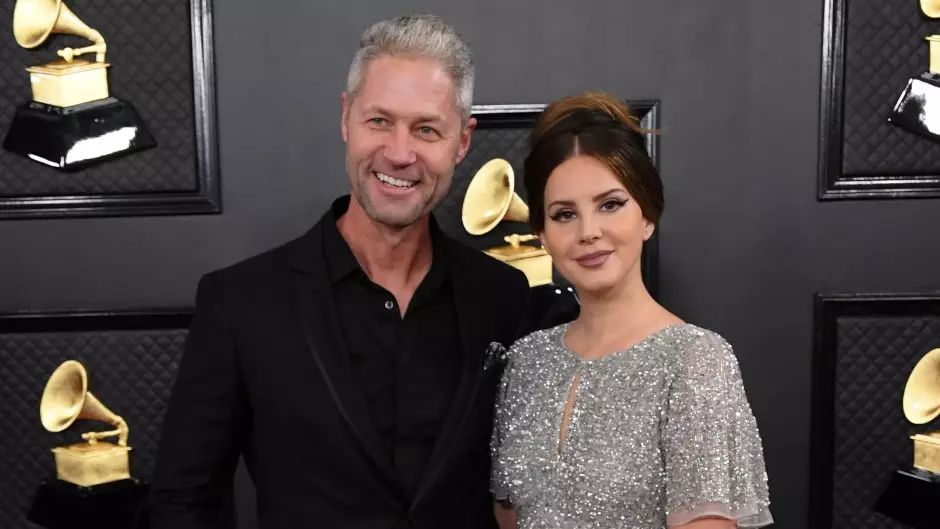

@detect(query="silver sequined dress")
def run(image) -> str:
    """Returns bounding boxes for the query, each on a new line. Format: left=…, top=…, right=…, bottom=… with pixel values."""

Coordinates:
left=490, top=323, right=772, bottom=529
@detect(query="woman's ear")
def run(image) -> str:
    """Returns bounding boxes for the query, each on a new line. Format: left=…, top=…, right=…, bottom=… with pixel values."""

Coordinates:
left=643, top=221, right=655, bottom=241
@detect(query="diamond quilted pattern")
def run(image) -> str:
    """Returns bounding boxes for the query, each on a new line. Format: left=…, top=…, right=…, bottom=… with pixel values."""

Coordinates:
left=0, top=319, right=188, bottom=529
left=842, top=0, right=940, bottom=175
left=830, top=315, right=940, bottom=529
left=0, top=0, right=197, bottom=196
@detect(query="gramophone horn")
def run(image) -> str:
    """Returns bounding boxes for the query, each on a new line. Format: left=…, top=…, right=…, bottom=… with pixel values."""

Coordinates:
left=903, top=347, right=940, bottom=425
left=13, top=0, right=104, bottom=50
left=922, top=0, right=940, bottom=18
left=462, top=158, right=530, bottom=235
left=40, top=360, right=122, bottom=434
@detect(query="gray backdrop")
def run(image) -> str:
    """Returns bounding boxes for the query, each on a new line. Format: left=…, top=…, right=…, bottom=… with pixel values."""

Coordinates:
left=4, top=1, right=940, bottom=528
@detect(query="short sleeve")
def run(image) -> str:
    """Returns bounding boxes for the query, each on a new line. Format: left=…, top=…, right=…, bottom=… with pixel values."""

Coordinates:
left=662, top=330, right=773, bottom=528
left=489, top=347, right=517, bottom=504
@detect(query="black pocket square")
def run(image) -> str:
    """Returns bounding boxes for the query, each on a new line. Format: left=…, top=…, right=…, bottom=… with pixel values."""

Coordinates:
left=483, top=342, right=509, bottom=371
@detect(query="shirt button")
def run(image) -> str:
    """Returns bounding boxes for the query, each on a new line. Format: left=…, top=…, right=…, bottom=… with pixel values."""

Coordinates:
left=384, top=300, right=395, bottom=310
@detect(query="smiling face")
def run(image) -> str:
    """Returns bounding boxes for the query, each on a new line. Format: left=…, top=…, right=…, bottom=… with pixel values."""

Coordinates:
left=539, top=155, right=654, bottom=296
left=341, top=55, right=475, bottom=229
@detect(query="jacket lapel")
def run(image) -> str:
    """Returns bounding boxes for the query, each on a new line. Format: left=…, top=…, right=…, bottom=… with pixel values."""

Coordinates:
left=287, top=220, right=404, bottom=496
left=409, top=244, right=488, bottom=508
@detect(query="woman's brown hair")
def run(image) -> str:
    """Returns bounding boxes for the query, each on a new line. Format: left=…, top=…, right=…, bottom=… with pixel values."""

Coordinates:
left=523, top=91, right=663, bottom=232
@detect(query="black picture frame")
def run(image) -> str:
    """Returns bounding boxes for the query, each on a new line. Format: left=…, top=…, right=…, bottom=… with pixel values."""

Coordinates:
left=0, top=306, right=196, bottom=529
left=818, top=0, right=940, bottom=200
left=462, top=100, right=661, bottom=299
left=0, top=0, right=219, bottom=219
left=0, top=307, right=194, bottom=333
left=809, top=291, right=940, bottom=529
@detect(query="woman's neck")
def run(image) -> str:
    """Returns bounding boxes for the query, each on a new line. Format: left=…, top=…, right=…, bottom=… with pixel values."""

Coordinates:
left=576, top=278, right=654, bottom=336
left=566, top=270, right=679, bottom=359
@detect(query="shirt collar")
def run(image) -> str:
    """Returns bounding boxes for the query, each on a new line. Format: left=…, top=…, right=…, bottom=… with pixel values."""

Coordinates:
left=322, top=195, right=450, bottom=286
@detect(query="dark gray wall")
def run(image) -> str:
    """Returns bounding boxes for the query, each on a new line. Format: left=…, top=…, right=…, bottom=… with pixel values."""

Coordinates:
left=5, top=1, right=940, bottom=528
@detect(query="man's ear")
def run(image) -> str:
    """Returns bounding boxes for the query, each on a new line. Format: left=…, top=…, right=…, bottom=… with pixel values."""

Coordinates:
left=455, top=116, right=477, bottom=164
left=341, top=92, right=350, bottom=143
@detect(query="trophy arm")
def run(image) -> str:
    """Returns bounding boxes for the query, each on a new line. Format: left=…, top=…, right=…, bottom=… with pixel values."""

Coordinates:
left=503, top=234, right=538, bottom=248
left=116, top=415, right=128, bottom=446
left=80, top=415, right=129, bottom=447
left=57, top=28, right=107, bottom=63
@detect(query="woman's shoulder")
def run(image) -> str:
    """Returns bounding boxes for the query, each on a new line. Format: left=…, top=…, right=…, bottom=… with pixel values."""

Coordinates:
left=661, top=323, right=733, bottom=350
left=507, top=322, right=570, bottom=361
left=658, top=323, right=744, bottom=381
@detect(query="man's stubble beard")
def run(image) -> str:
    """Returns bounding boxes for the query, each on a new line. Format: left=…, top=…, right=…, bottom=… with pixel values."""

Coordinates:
left=349, top=165, right=450, bottom=231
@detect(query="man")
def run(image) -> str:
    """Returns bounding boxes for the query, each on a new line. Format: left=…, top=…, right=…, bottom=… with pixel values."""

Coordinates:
left=149, top=14, right=575, bottom=529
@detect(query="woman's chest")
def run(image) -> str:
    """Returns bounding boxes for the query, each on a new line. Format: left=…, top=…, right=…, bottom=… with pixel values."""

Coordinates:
left=503, top=356, right=671, bottom=476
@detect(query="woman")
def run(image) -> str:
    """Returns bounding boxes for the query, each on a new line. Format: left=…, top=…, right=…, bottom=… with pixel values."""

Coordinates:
left=490, top=92, right=772, bottom=529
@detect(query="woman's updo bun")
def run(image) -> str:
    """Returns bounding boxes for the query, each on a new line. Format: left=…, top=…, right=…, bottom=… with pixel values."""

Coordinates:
left=523, top=91, right=663, bottom=232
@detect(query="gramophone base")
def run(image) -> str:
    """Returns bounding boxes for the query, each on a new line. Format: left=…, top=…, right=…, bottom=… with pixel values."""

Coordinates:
left=484, top=245, right=553, bottom=287
left=27, top=478, right=149, bottom=529
left=888, top=72, right=940, bottom=144
left=26, top=60, right=111, bottom=108
left=52, top=441, right=131, bottom=487
left=912, top=433, right=940, bottom=474
left=873, top=468, right=940, bottom=529
left=2, top=96, right=157, bottom=172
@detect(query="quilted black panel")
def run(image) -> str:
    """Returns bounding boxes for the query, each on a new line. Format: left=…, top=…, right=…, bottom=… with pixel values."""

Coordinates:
left=0, top=0, right=197, bottom=196
left=842, top=0, right=940, bottom=175
left=0, top=312, right=190, bottom=529
left=829, top=312, right=940, bottom=529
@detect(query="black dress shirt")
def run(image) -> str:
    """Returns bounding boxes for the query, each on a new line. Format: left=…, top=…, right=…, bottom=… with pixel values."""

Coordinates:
left=322, top=197, right=461, bottom=497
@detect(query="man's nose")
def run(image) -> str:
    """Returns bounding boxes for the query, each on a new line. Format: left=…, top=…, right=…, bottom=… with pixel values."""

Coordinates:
left=382, top=126, right=417, bottom=166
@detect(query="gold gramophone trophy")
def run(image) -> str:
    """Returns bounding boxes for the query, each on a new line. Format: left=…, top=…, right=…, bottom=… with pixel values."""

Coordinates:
left=2, top=0, right=156, bottom=171
left=462, top=158, right=553, bottom=287
left=39, top=359, right=132, bottom=487
left=887, top=0, right=940, bottom=142
left=902, top=348, right=940, bottom=474
left=27, top=360, right=147, bottom=529
left=873, top=347, right=940, bottom=528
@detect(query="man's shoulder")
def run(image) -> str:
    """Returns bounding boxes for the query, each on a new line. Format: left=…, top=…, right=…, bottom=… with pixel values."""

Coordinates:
left=202, top=228, right=315, bottom=287
left=442, top=235, right=529, bottom=290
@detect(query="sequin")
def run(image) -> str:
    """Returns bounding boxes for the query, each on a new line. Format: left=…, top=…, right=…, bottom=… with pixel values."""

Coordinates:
left=490, top=323, right=773, bottom=528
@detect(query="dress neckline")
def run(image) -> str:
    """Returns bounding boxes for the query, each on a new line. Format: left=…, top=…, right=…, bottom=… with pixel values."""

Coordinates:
left=556, top=322, right=689, bottom=363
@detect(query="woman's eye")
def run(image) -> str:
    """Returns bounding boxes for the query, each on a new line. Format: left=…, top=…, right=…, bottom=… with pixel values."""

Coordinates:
left=550, top=210, right=575, bottom=222
left=601, top=199, right=626, bottom=211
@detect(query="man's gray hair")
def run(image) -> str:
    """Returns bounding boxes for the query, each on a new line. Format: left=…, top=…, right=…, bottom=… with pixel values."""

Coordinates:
left=347, top=14, right=475, bottom=122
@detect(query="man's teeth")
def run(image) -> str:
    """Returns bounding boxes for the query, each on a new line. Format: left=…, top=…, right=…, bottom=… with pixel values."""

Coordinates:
left=375, top=172, right=416, bottom=188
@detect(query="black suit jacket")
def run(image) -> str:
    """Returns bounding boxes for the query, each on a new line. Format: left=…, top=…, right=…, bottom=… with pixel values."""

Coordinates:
left=148, top=210, right=574, bottom=529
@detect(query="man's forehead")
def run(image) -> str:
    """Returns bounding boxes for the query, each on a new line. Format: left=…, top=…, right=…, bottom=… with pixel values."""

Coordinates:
left=358, top=101, right=450, bottom=121
left=354, top=57, right=459, bottom=117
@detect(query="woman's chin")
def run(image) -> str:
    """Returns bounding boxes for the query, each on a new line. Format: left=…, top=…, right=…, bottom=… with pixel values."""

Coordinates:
left=567, top=276, right=621, bottom=298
